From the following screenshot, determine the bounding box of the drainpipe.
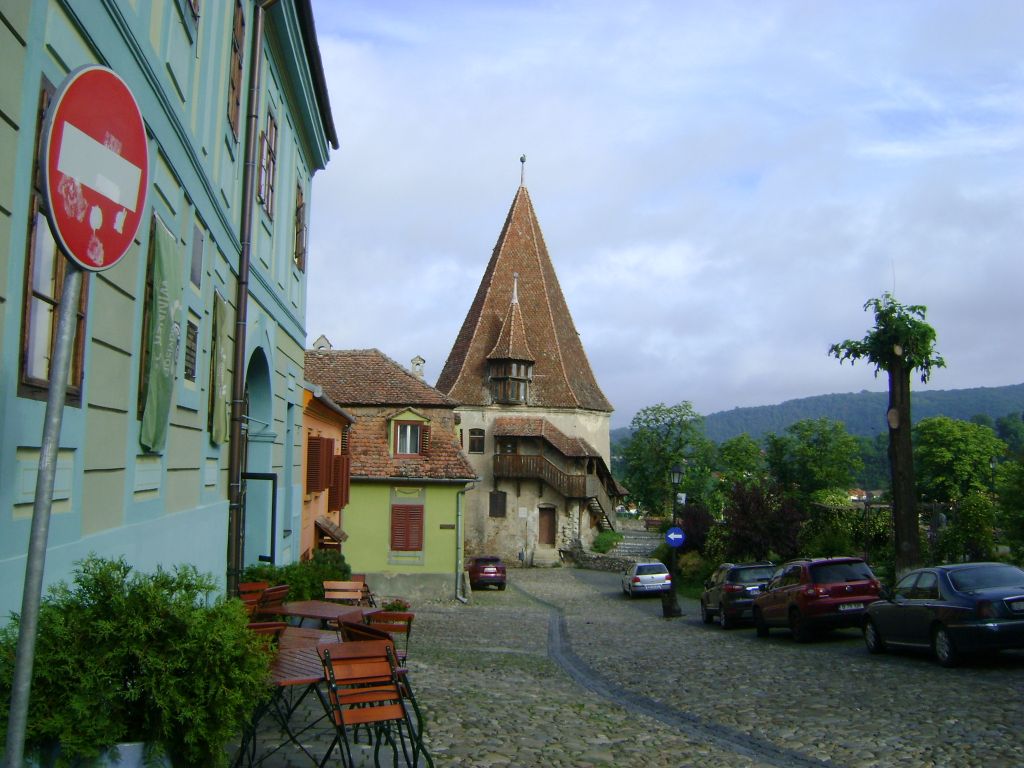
[227,0,279,596]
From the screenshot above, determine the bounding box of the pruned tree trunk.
[888,360,920,575]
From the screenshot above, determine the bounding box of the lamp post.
[660,464,685,618]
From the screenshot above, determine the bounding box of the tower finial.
[520,154,526,186]
[512,272,519,304]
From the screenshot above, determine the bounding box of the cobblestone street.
[251,567,1024,767]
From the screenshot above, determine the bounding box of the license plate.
[839,603,864,612]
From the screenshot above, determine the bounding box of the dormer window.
[394,420,430,456]
[489,359,533,404]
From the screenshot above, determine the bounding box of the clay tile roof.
[305,348,456,407]
[492,416,601,459]
[487,299,534,362]
[436,185,612,412]
[305,348,475,481]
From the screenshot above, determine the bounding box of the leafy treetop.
[829,292,945,383]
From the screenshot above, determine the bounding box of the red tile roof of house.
[436,185,612,412]
[305,348,475,481]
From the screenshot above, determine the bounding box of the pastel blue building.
[0,0,337,617]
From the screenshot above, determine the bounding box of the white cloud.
[307,0,1024,427]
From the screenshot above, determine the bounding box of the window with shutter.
[321,437,335,491]
[328,452,349,512]
[306,435,322,493]
[489,490,507,518]
[391,505,424,551]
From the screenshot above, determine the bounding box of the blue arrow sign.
[665,527,686,548]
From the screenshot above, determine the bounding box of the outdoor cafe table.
[279,599,366,628]
[234,639,393,767]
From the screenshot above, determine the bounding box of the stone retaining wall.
[559,545,636,573]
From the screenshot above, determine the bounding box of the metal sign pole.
[4,263,83,768]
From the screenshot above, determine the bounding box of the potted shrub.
[0,556,273,767]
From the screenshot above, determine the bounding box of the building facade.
[436,184,620,566]
[305,347,477,600]
[0,1,337,616]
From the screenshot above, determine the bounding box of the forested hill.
[611,383,1024,445]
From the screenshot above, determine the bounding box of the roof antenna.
[512,272,519,304]
[520,154,526,186]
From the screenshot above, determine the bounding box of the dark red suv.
[467,555,507,591]
[752,557,882,642]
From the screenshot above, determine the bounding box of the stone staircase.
[531,548,562,567]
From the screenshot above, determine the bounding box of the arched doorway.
[241,349,276,566]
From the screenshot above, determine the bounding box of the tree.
[717,434,765,481]
[995,413,1024,458]
[996,460,1024,562]
[830,292,945,574]
[621,402,708,516]
[764,418,863,497]
[913,416,1007,502]
[721,479,804,561]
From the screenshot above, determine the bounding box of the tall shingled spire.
[436,185,612,412]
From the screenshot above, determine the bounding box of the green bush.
[239,548,350,600]
[591,531,624,554]
[0,556,272,767]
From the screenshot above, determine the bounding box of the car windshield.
[636,564,667,575]
[731,567,775,583]
[949,565,1024,593]
[810,561,874,583]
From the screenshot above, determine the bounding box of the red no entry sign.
[43,65,149,272]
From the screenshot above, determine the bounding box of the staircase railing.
[494,454,617,531]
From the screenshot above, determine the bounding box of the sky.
[305,0,1024,428]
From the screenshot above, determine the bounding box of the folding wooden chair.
[364,611,414,658]
[253,584,291,619]
[238,581,269,617]
[323,580,364,605]
[350,574,378,607]
[336,620,407,664]
[318,643,432,768]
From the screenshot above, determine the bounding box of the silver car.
[621,561,672,597]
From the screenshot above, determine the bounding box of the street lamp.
[660,465,685,618]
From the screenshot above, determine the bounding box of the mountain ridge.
[611,383,1024,445]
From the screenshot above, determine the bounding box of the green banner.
[210,292,230,445]
[140,220,183,453]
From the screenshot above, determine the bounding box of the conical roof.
[436,186,612,412]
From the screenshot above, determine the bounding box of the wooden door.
[539,507,556,546]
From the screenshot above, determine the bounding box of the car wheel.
[700,600,713,624]
[718,604,733,630]
[498,583,506,591]
[933,625,959,667]
[789,608,811,643]
[864,619,886,654]
[754,609,769,638]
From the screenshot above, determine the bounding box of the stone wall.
[559,544,636,573]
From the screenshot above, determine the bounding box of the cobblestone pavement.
[247,567,1024,767]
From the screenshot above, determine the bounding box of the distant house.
[304,347,476,600]
[435,183,621,566]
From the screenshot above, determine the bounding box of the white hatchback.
[621,561,673,597]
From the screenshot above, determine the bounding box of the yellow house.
[304,346,477,601]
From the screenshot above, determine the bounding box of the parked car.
[621,561,672,598]
[467,555,507,590]
[700,562,775,628]
[753,557,882,642]
[863,562,1024,667]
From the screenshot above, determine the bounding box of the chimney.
[410,355,425,379]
